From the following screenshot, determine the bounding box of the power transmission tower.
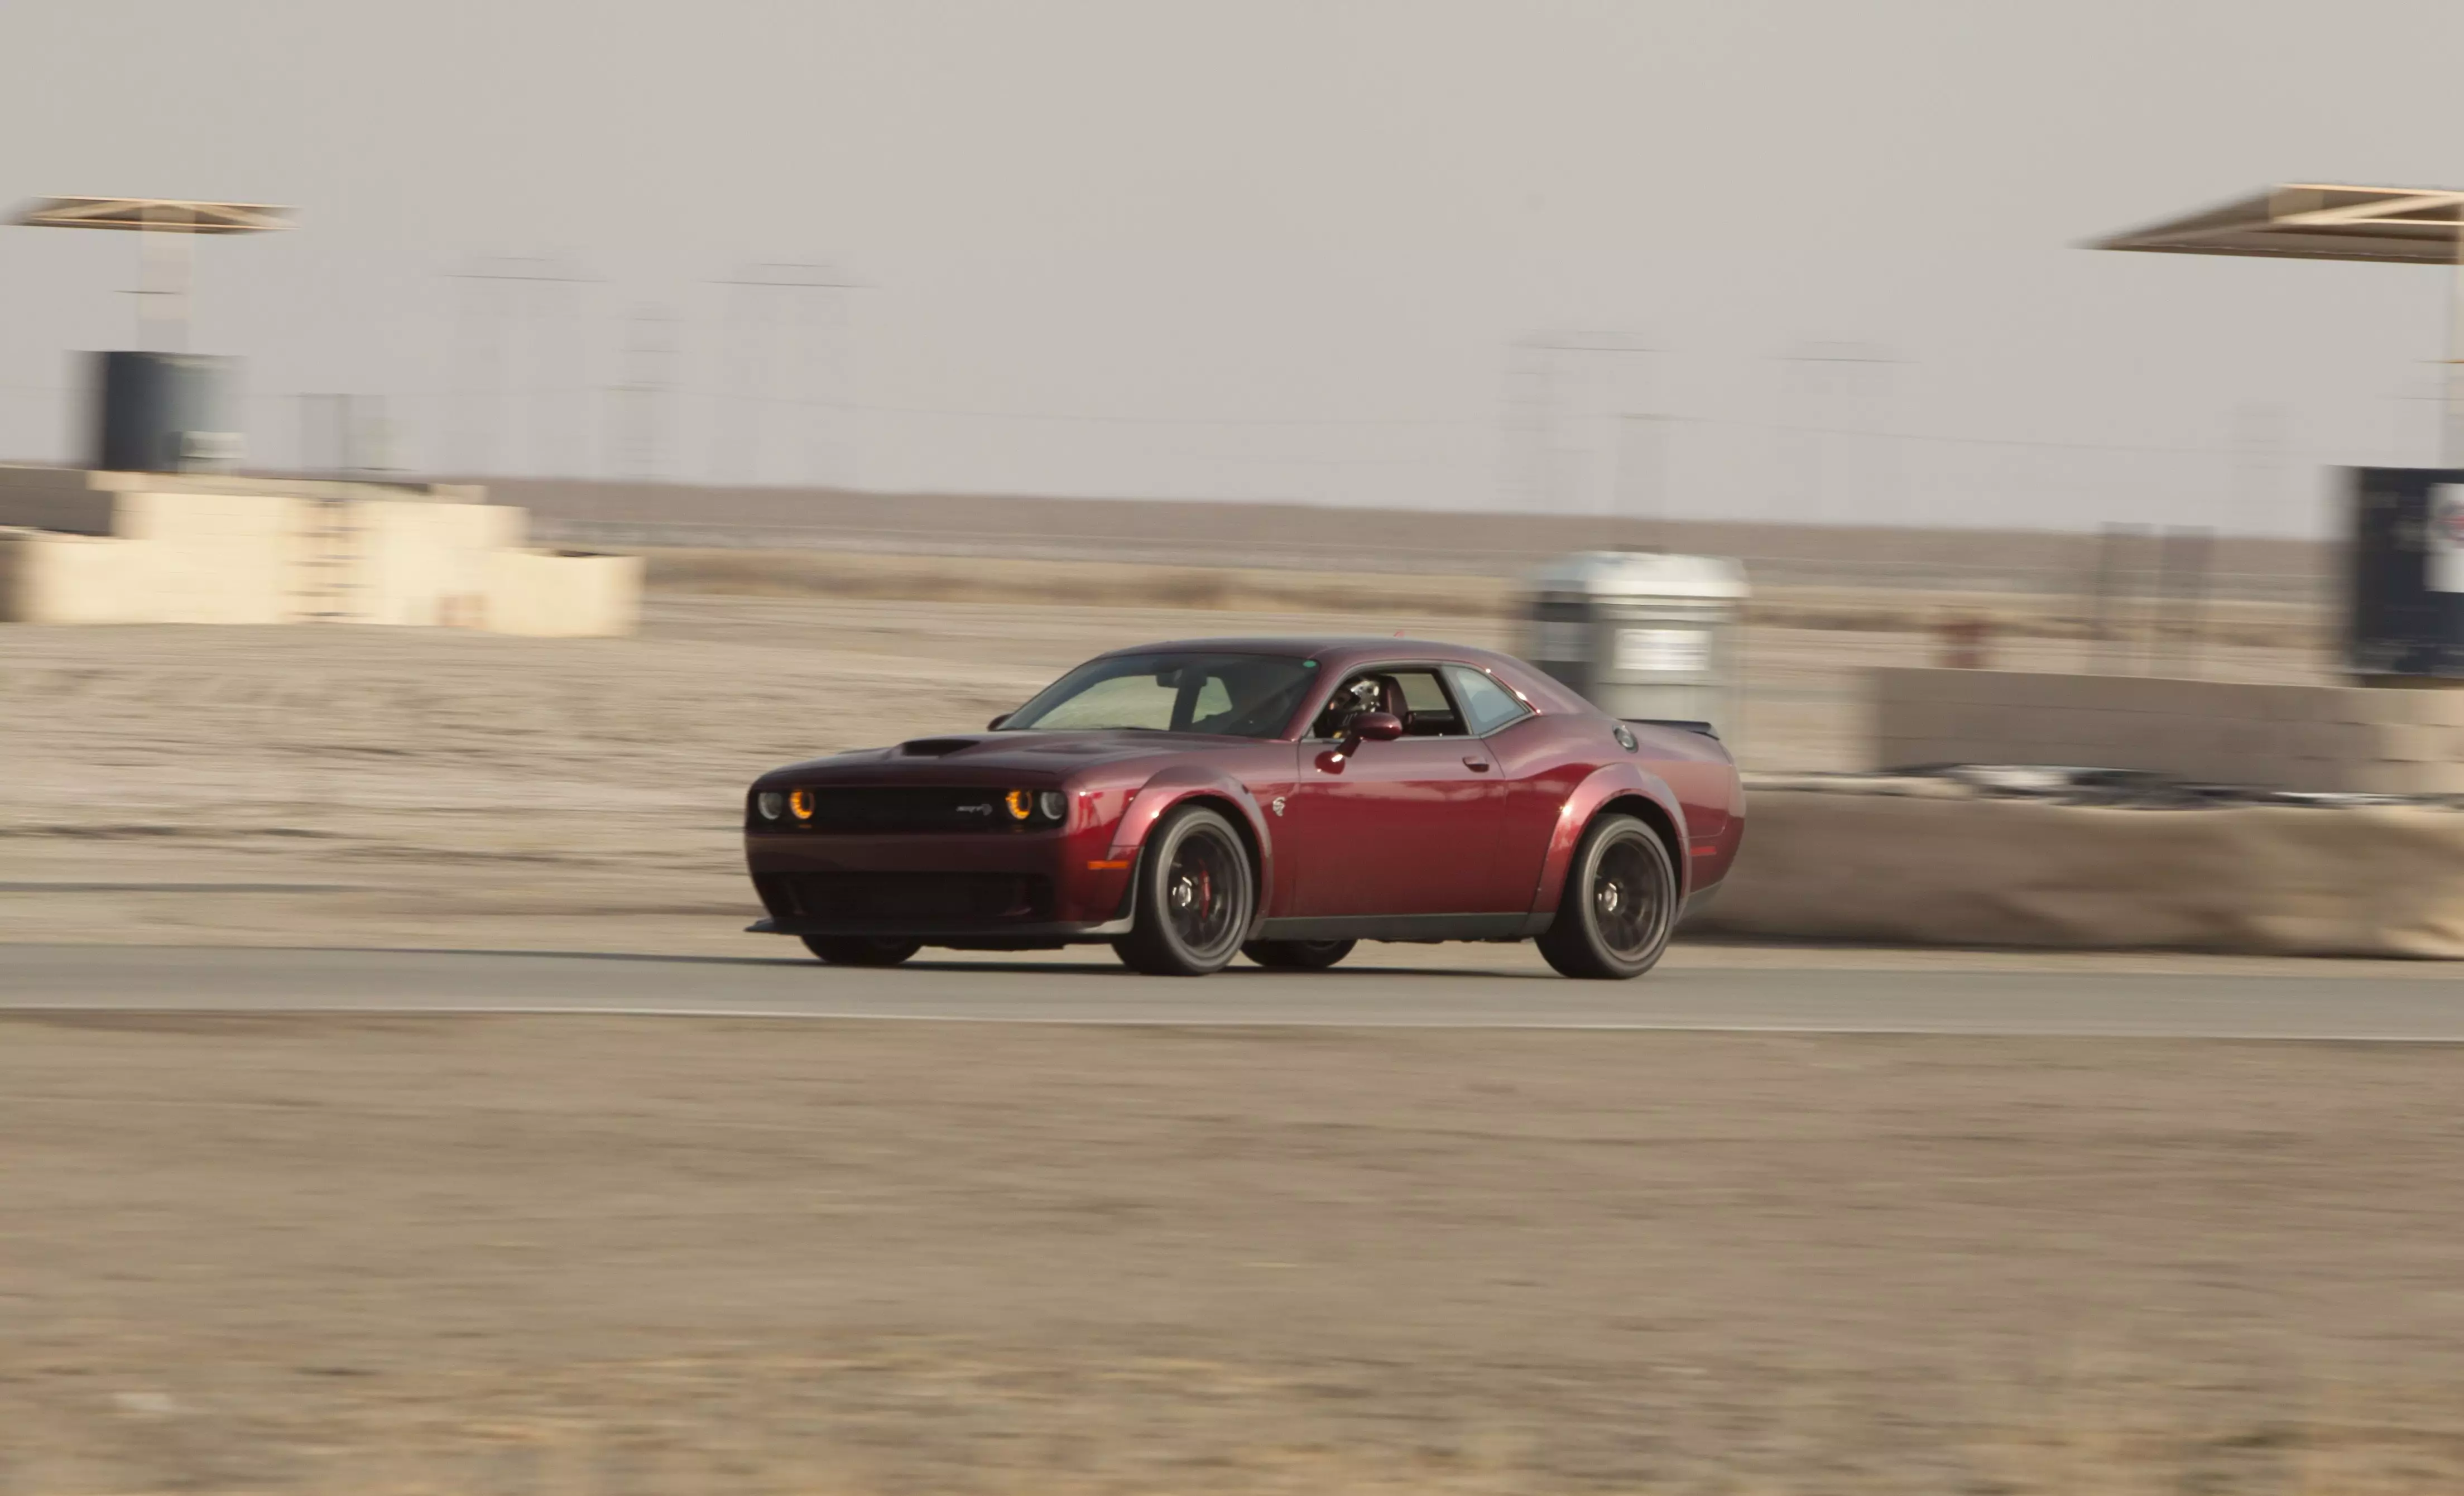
[1774,340,1899,525]
[608,304,678,480]
[1614,413,1673,525]
[1500,331,1654,513]
[710,261,864,488]
[298,393,395,474]
[450,255,595,477]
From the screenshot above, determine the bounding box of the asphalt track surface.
[3,943,2462,1040]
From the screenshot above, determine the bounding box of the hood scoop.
[898,736,984,757]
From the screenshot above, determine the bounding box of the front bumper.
[743,827,1135,944]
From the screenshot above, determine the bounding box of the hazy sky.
[7,0,2464,533]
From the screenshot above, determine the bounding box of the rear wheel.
[1537,813,1676,980]
[1113,806,1254,976]
[1242,938,1356,971]
[800,935,923,967]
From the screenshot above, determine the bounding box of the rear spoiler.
[1628,718,1721,741]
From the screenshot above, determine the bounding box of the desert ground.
[11,1015,2464,1495]
[8,583,2451,1495]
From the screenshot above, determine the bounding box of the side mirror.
[986,712,1012,731]
[1337,710,1404,756]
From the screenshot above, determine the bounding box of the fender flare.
[1530,761,1691,917]
[1106,768,1277,937]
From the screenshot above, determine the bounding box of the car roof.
[1094,637,1517,669]
[1081,636,1598,721]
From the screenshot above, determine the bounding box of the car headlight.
[1000,789,1070,826]
[756,791,785,821]
[790,788,815,821]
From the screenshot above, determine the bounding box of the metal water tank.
[1520,551,1749,743]
[90,351,244,473]
[2347,466,2464,682]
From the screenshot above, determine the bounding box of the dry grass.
[638,546,2333,649]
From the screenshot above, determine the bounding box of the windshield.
[1000,652,1319,738]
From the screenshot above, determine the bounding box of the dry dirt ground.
[8,1016,2464,1496]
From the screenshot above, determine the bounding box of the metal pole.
[136,208,193,353]
[2447,221,2464,465]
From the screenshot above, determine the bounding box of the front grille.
[755,787,1033,834]
[760,871,1053,926]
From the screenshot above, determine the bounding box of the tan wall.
[115,489,305,625]
[1698,786,2464,958]
[0,530,138,623]
[1,477,635,637]
[353,499,525,627]
[1874,668,2464,795]
[4,495,308,626]
[483,550,644,637]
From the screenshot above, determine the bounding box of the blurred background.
[4,0,2460,534]
[12,6,2464,1495]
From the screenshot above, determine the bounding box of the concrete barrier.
[1875,667,2464,795]
[0,529,134,623]
[0,469,638,637]
[484,550,646,637]
[1697,783,2464,958]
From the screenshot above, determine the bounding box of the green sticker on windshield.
[1302,659,1318,668]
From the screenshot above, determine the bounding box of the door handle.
[1462,756,1492,772]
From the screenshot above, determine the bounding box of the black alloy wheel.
[1241,938,1356,971]
[1114,806,1255,976]
[1536,812,1676,980]
[801,935,924,967]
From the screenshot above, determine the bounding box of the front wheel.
[801,935,923,967]
[1242,938,1356,971]
[1537,814,1676,980]
[1113,806,1255,976]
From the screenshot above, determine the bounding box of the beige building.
[0,466,640,636]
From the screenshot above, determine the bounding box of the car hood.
[760,730,1250,783]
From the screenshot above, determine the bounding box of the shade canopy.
[12,197,295,234]
[2095,183,2464,265]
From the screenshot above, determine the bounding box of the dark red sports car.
[743,637,1743,978]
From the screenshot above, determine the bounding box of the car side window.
[1309,667,1468,738]
[1444,665,1533,736]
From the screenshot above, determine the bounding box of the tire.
[1242,938,1356,971]
[801,935,923,967]
[1112,806,1255,976]
[1536,813,1677,980]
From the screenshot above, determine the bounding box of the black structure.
[89,351,241,473]
[2348,466,2464,681]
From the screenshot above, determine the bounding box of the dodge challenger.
[743,637,1743,978]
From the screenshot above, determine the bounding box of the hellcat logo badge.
[1270,795,1287,816]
